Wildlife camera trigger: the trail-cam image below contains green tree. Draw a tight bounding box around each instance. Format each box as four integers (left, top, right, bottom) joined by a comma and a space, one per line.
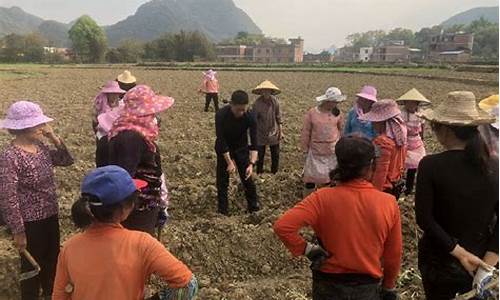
143, 31, 215, 62
346, 30, 386, 48
385, 28, 416, 47
1, 34, 26, 62
68, 15, 107, 63
106, 39, 144, 63
23, 33, 46, 62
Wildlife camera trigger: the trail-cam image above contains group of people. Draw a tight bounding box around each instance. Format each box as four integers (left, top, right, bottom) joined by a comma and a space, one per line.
0, 67, 498, 300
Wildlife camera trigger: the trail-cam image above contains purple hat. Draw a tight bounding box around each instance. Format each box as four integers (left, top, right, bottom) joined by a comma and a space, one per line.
358, 99, 401, 122
101, 81, 126, 94
356, 85, 378, 102
123, 85, 174, 116
1, 101, 53, 130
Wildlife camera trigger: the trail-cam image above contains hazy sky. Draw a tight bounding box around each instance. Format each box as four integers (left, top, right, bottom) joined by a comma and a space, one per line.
0, 0, 497, 52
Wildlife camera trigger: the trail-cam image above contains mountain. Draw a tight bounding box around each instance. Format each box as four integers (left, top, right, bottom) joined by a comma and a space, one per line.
37, 20, 70, 47
441, 6, 499, 27
0, 6, 43, 36
105, 0, 262, 46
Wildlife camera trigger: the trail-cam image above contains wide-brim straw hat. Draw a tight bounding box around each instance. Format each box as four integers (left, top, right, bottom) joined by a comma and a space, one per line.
316, 87, 346, 102
358, 99, 401, 122
1, 100, 53, 130
252, 80, 281, 95
396, 88, 431, 104
117, 70, 137, 84
478, 95, 499, 112
123, 85, 174, 116
418, 91, 495, 126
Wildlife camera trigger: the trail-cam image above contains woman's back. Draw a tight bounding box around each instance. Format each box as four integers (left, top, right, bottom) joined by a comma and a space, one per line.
416, 150, 499, 257
53, 223, 191, 300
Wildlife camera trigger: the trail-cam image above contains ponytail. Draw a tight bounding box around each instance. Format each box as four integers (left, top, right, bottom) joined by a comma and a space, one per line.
449, 126, 492, 175
71, 192, 138, 229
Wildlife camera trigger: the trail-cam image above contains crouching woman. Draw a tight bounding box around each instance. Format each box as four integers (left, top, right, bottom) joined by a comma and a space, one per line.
274, 136, 402, 300
52, 165, 197, 300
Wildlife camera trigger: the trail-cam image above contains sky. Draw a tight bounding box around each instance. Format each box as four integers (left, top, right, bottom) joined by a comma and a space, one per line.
0, 0, 497, 52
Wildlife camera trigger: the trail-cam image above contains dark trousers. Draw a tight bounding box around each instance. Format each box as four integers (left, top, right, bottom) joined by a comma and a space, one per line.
256, 144, 280, 174
418, 238, 473, 300
122, 206, 160, 237
216, 148, 259, 214
95, 137, 109, 167
204, 93, 219, 112
405, 168, 417, 195
21, 215, 60, 300
312, 272, 380, 300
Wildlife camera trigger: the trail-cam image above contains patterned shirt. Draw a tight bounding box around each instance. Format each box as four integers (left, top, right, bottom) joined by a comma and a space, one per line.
0, 142, 74, 234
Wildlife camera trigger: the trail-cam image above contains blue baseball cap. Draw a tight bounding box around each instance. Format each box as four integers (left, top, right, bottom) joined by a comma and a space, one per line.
81, 165, 147, 206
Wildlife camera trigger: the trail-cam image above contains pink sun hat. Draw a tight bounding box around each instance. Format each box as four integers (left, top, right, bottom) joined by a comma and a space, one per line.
1, 101, 53, 130
203, 69, 216, 80
100, 81, 126, 94
356, 85, 378, 102
123, 85, 174, 116
358, 99, 401, 122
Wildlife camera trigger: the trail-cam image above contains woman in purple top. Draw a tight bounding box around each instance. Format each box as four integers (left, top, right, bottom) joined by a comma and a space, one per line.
0, 101, 74, 300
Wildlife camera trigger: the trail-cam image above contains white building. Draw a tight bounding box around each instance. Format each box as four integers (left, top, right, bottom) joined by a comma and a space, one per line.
359, 47, 373, 62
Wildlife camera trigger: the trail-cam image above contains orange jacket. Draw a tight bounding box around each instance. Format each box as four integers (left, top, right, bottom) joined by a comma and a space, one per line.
52, 223, 192, 300
371, 135, 406, 191
273, 180, 402, 289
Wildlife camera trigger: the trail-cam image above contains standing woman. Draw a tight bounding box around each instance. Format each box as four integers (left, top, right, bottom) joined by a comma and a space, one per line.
53, 166, 197, 300
358, 99, 407, 198
478, 95, 499, 158
199, 69, 219, 112
396, 88, 431, 195
344, 85, 378, 140
93, 81, 125, 167
416, 91, 498, 299
116, 70, 137, 92
0, 101, 74, 299
108, 85, 174, 236
301, 87, 345, 196
252, 80, 283, 174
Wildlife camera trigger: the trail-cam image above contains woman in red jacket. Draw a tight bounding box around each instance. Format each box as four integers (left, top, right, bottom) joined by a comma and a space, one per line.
274, 136, 402, 300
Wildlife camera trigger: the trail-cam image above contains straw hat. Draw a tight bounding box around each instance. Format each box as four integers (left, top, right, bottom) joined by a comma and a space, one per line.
358, 99, 401, 122
252, 80, 281, 95
396, 88, 431, 104
117, 70, 137, 84
316, 87, 346, 102
478, 95, 499, 112
418, 91, 495, 126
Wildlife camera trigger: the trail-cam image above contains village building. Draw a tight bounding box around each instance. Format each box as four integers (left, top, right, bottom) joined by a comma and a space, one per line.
303, 51, 334, 63
371, 41, 410, 63
216, 37, 304, 63
428, 32, 474, 62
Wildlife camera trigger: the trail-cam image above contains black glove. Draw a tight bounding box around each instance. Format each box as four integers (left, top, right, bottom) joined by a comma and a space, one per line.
304, 243, 330, 270
380, 288, 399, 300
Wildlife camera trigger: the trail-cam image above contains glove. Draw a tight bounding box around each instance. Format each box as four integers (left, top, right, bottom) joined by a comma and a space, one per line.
156, 208, 169, 228
473, 265, 495, 299
304, 242, 329, 270
380, 288, 399, 300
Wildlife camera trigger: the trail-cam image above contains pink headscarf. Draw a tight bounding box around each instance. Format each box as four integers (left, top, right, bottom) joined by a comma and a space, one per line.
386, 115, 408, 147
94, 81, 126, 115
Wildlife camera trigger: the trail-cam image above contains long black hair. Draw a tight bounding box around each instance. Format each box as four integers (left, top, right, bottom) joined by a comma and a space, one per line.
330, 135, 375, 183
433, 123, 493, 175
71, 191, 138, 229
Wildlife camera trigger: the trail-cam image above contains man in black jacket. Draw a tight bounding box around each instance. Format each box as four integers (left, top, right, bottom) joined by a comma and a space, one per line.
215, 90, 260, 215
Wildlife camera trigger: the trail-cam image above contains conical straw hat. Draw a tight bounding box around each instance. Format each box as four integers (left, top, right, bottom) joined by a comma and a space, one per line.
417, 91, 495, 126
478, 95, 499, 112
396, 88, 431, 104
252, 80, 281, 95
117, 70, 137, 84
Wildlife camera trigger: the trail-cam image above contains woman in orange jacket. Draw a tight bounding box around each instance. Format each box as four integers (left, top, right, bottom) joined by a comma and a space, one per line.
359, 99, 407, 198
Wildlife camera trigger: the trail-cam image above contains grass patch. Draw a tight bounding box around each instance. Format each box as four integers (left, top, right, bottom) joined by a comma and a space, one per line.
0, 69, 46, 80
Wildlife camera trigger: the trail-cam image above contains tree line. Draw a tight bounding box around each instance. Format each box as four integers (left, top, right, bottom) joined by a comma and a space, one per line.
344, 18, 498, 60
0, 15, 216, 64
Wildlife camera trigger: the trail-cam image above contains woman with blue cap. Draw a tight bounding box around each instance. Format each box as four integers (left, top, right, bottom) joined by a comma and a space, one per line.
52, 165, 197, 300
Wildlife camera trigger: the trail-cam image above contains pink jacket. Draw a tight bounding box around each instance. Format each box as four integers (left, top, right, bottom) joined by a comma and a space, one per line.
200, 78, 219, 93
301, 107, 343, 155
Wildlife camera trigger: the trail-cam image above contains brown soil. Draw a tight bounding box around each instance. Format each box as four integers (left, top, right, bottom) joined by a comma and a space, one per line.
0, 67, 497, 299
